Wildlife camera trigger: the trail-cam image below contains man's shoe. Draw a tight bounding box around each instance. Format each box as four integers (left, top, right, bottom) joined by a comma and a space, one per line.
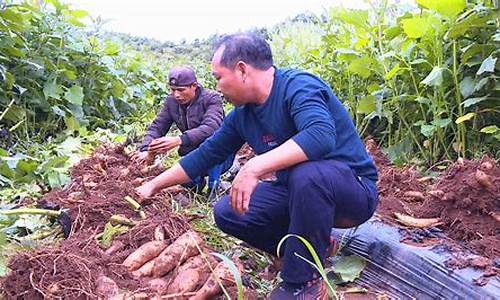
269, 278, 328, 300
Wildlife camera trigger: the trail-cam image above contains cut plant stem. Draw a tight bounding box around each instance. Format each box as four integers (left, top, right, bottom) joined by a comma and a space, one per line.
123, 196, 146, 219
124, 196, 141, 211
110, 215, 137, 226
0, 208, 61, 217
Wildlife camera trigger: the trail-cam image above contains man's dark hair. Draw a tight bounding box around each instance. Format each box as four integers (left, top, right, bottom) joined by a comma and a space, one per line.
215, 33, 273, 70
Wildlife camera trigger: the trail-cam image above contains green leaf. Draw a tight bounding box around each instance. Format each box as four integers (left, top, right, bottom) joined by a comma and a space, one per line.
401, 17, 431, 39
421, 67, 444, 86
47, 172, 70, 188
449, 13, 493, 39
384, 63, 401, 80
455, 112, 475, 124
460, 43, 495, 64
410, 58, 428, 65
69, 9, 89, 19
104, 41, 120, 56
417, 0, 466, 19
480, 125, 499, 134
56, 137, 82, 156
211, 253, 244, 300
462, 95, 488, 108
476, 55, 497, 75
67, 18, 85, 27
17, 159, 38, 173
98, 222, 128, 248
431, 118, 451, 128
420, 124, 436, 137
474, 77, 489, 93
4, 46, 25, 58
64, 116, 80, 131
64, 70, 77, 80
357, 95, 376, 114
331, 8, 369, 31
367, 84, 380, 93
64, 85, 84, 105
43, 80, 63, 100
459, 76, 474, 98
348, 56, 373, 79
40, 156, 69, 172
333, 255, 366, 283
51, 106, 66, 117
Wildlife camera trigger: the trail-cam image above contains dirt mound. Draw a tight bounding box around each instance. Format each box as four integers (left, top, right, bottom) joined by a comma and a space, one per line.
368, 139, 499, 261
414, 157, 500, 258
0, 143, 242, 299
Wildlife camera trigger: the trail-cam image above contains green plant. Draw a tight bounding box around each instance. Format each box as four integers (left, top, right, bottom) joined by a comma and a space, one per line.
271, 0, 500, 165
277, 234, 338, 299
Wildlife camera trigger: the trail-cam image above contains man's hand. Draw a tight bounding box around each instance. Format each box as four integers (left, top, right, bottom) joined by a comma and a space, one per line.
230, 160, 260, 215
148, 136, 182, 154
130, 150, 153, 164
135, 181, 157, 201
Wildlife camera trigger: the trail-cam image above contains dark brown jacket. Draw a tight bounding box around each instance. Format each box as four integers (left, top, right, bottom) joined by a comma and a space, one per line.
139, 85, 224, 156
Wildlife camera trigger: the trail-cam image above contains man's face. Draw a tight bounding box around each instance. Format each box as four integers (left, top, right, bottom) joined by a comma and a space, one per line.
170, 83, 197, 105
211, 47, 246, 106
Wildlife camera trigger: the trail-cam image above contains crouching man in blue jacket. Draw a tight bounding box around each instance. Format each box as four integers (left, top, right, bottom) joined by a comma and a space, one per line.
136, 33, 378, 299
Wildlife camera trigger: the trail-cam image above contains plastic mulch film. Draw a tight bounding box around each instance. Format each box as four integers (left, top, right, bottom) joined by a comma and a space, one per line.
330, 218, 500, 299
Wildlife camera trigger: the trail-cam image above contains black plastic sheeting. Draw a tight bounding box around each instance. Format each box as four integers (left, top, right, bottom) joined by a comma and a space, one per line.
330, 218, 500, 299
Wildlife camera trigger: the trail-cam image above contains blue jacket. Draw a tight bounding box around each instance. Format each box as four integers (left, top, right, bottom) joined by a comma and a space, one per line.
180, 68, 378, 184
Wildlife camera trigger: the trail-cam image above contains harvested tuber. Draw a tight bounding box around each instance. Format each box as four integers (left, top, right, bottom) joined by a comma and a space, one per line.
96, 275, 119, 299
428, 190, 445, 199
154, 225, 165, 241
416, 176, 434, 183
149, 278, 169, 295
475, 170, 496, 193
131, 259, 156, 277
190, 261, 236, 300
394, 212, 442, 228
403, 191, 425, 201
105, 241, 125, 256
167, 255, 212, 294
123, 240, 168, 271
480, 161, 493, 170
153, 230, 202, 277
489, 212, 500, 223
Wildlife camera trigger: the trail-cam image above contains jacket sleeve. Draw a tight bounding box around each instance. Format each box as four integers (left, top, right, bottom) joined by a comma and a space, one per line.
180, 93, 224, 147
138, 99, 174, 151
288, 77, 337, 160
179, 109, 244, 180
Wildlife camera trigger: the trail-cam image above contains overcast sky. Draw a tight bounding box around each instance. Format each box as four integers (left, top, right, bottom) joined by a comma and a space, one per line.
64, 0, 415, 42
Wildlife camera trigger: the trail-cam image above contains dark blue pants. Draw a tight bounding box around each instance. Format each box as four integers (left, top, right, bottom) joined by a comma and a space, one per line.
186, 153, 236, 191
213, 160, 378, 285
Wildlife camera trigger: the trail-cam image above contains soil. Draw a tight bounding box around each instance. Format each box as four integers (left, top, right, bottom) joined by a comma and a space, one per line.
366, 138, 500, 283
2, 138, 499, 297
0, 143, 242, 299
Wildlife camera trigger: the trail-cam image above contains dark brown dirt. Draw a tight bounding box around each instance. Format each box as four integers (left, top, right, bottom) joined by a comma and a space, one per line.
367, 138, 500, 269
0, 143, 243, 299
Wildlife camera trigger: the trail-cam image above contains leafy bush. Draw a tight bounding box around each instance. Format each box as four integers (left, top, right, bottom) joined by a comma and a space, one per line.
272, 0, 499, 164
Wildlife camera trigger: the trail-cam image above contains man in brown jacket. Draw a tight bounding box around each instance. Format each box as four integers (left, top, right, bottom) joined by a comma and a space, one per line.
131, 66, 234, 193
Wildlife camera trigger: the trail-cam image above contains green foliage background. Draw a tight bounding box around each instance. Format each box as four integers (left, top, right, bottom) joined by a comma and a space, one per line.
271, 0, 499, 165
